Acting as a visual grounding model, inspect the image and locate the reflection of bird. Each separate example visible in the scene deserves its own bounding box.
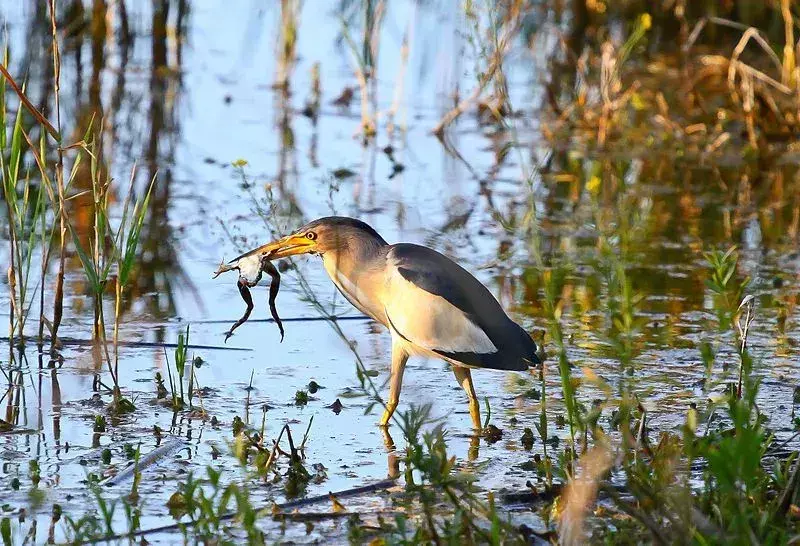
[236,217,540,430]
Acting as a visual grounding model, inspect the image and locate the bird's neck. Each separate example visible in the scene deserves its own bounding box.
[322,246,388,325]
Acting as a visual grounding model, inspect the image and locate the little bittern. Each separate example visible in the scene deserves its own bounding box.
[234,217,540,430]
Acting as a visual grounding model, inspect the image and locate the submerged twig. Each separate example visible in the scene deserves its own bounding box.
[81,478,398,544]
[100,438,185,487]
[273,509,398,522]
[0,336,250,352]
[0,62,61,140]
[191,314,368,325]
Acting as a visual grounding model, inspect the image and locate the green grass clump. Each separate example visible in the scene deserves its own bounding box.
[294,390,309,406]
[163,326,198,411]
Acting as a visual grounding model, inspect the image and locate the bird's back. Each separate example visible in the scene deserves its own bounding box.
[385,244,538,371]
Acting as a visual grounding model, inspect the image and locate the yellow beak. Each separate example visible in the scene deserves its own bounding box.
[230,233,316,263]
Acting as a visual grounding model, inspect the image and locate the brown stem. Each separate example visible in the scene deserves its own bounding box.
[18,128,55,347]
[0,63,60,141]
[7,266,16,349]
[49,0,67,355]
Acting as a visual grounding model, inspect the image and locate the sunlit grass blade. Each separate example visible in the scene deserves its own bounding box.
[119,174,155,286]
[8,84,24,187]
[67,222,101,295]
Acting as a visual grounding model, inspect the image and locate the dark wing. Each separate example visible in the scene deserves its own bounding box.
[387,244,538,371]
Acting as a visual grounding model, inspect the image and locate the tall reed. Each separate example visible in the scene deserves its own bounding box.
[48,0,68,354]
[0,73,41,346]
[67,142,154,411]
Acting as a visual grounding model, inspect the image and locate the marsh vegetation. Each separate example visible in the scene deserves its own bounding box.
[1,0,799,544]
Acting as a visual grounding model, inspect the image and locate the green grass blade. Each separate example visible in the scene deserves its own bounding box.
[119,175,155,286]
[9,85,24,185]
[67,222,101,294]
[0,46,7,151]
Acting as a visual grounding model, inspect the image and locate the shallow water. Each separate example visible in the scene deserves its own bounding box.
[1,1,799,543]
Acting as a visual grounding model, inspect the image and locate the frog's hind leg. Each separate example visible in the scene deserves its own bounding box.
[224,278,255,342]
[261,260,285,341]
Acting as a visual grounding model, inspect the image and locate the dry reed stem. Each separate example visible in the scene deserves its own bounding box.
[683,15,800,133]
[730,27,784,77]
[386,26,410,139]
[7,267,16,347]
[366,0,386,137]
[3,178,18,346]
[369,0,386,70]
[780,0,795,87]
[354,59,373,138]
[701,56,791,95]
[340,19,375,139]
[727,28,786,103]
[3,77,61,347]
[276,0,299,90]
[685,16,784,69]
[741,71,758,148]
[49,0,67,353]
[598,41,616,146]
[0,63,60,141]
[19,128,54,200]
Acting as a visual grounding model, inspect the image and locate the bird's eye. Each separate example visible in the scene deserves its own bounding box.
[306,231,317,241]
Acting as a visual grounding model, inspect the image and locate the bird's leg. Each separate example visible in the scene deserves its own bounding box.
[379,343,408,427]
[453,366,482,431]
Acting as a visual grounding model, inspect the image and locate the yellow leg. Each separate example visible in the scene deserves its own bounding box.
[380,343,408,427]
[453,366,482,431]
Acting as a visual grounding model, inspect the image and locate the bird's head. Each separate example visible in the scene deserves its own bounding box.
[230,216,388,263]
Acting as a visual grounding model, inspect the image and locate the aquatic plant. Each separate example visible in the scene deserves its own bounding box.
[65,139,154,412]
[544,1,800,155]
[0,87,48,347]
[164,325,191,411]
[551,247,800,543]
